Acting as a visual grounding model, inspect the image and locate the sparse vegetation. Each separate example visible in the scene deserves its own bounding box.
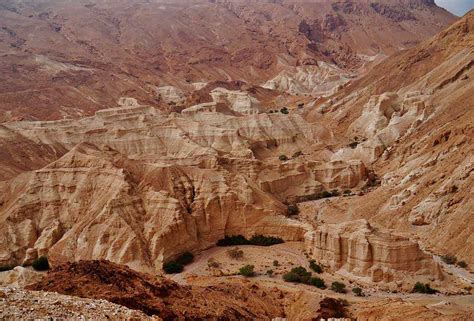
[412,282,438,294]
[176,252,194,265]
[207,258,220,268]
[441,254,457,265]
[0,265,15,272]
[239,264,255,277]
[280,107,289,114]
[457,261,468,269]
[309,260,323,274]
[343,189,352,196]
[331,281,346,293]
[266,269,274,277]
[163,261,184,274]
[273,260,280,267]
[310,277,326,289]
[226,247,244,259]
[287,204,299,216]
[31,256,49,271]
[283,266,312,284]
[217,235,284,247]
[217,235,249,246]
[295,189,343,203]
[352,287,364,297]
[249,235,284,246]
[163,252,194,274]
[292,151,303,158]
[279,154,289,161]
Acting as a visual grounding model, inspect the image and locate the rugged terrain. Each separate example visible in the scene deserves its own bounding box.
[0,0,455,120]
[0,0,473,320]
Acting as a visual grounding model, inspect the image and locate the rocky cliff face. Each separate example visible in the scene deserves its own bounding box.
[305,220,442,282]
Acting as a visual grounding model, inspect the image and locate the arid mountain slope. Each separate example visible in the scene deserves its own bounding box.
[27,260,286,320]
[0,0,455,120]
[306,10,474,264]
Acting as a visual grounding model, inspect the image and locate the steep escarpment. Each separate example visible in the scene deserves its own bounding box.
[305,220,442,283]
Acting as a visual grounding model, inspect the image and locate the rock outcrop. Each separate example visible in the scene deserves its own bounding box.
[305,220,442,282]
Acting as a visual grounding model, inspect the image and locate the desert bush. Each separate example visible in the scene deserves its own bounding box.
[283,266,312,284]
[457,261,468,268]
[321,190,333,198]
[283,271,301,283]
[31,256,49,271]
[273,260,280,267]
[287,204,299,216]
[412,282,438,294]
[207,258,220,268]
[280,107,289,114]
[239,265,255,277]
[163,261,184,274]
[441,254,457,265]
[176,252,194,265]
[226,247,244,259]
[343,189,352,196]
[331,281,346,293]
[249,235,284,246]
[217,235,249,246]
[310,277,326,289]
[292,151,303,158]
[0,265,15,272]
[352,287,363,297]
[279,154,289,161]
[309,260,323,274]
[266,269,274,277]
[217,235,284,247]
[330,189,340,197]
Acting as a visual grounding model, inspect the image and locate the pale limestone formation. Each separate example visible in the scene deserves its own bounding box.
[210,88,261,114]
[0,101,368,273]
[263,64,351,97]
[305,220,442,282]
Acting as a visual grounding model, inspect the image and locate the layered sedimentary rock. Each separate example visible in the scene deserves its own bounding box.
[305,220,442,282]
[0,102,367,272]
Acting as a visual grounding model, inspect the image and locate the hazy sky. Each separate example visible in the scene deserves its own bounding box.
[435,0,474,16]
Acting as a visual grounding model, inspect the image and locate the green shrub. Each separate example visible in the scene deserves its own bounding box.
[331,281,346,293]
[217,235,249,246]
[309,260,323,274]
[266,269,274,276]
[283,266,312,284]
[0,265,15,272]
[310,277,326,289]
[239,265,255,277]
[292,151,303,158]
[412,282,438,294]
[457,261,468,269]
[287,204,299,216]
[321,190,333,198]
[217,235,284,247]
[441,254,457,265]
[273,260,280,267]
[352,287,363,297]
[31,256,49,271]
[226,247,244,259]
[283,271,301,283]
[330,189,340,197]
[279,155,289,161]
[249,235,284,247]
[176,252,194,265]
[163,261,184,274]
[280,107,289,114]
[207,258,220,268]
